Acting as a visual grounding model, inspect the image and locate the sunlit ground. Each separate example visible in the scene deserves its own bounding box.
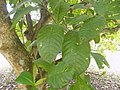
[104,50,120,74]
[0,54,12,70]
[87,50,120,74]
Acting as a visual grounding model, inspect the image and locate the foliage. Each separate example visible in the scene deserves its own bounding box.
[69,75,95,90]
[15,71,46,90]
[91,52,110,69]
[6,0,120,90]
[97,31,120,52]
[37,24,64,63]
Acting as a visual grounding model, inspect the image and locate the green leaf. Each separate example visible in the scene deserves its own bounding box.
[73,3,85,9]
[18,20,23,30]
[48,87,57,90]
[31,86,38,90]
[91,52,110,69]
[94,34,100,43]
[11,6,39,29]
[79,15,106,41]
[6,0,32,19]
[25,41,32,51]
[62,31,90,75]
[31,0,42,4]
[15,71,34,85]
[93,0,120,19]
[69,0,78,4]
[49,0,70,22]
[33,64,37,82]
[9,0,17,5]
[47,62,74,89]
[93,0,109,15]
[69,75,95,90]
[34,58,55,72]
[35,78,46,86]
[37,24,64,63]
[66,14,93,25]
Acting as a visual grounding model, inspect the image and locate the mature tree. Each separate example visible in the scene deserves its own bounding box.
[0,0,120,90]
[0,0,33,89]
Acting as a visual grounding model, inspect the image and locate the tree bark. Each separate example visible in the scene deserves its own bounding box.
[0,0,33,89]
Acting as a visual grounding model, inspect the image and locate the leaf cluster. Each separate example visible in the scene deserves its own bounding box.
[6,0,120,90]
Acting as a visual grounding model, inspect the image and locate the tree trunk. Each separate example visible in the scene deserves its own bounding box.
[0,0,33,89]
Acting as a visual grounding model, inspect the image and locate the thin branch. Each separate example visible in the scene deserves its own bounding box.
[32,0,50,41]
[24,13,33,40]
